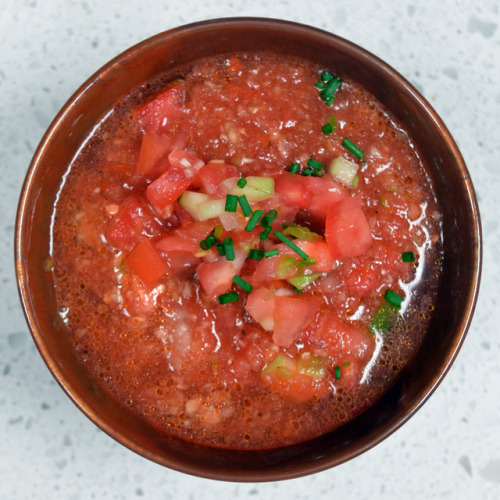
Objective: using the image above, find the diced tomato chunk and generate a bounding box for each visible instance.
[146,167,192,211]
[168,149,204,174]
[107,196,164,251]
[135,82,185,133]
[305,175,349,222]
[196,261,236,300]
[325,196,373,259]
[274,172,311,209]
[125,239,168,288]
[245,287,276,331]
[273,295,322,346]
[155,220,215,254]
[136,133,172,178]
[311,312,375,365]
[197,161,239,198]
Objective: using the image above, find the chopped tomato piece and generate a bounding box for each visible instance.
[136,132,172,178]
[125,239,168,288]
[146,167,192,211]
[273,295,322,346]
[197,161,239,198]
[305,175,348,222]
[155,220,215,254]
[196,261,236,300]
[274,172,311,209]
[325,196,373,259]
[158,250,200,277]
[107,196,164,251]
[245,287,276,331]
[311,312,375,365]
[135,82,185,133]
[168,149,205,175]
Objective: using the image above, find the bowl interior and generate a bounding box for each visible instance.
[15,18,481,481]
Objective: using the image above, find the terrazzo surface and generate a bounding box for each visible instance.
[1,0,499,498]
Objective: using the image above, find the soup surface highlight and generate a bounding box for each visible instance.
[51,53,443,449]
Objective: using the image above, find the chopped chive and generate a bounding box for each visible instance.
[302,167,313,176]
[320,76,341,102]
[292,285,303,294]
[312,168,325,177]
[334,366,342,380]
[315,80,326,89]
[200,234,216,251]
[320,71,334,83]
[216,242,226,256]
[289,162,300,174]
[237,177,247,188]
[225,194,238,212]
[259,226,272,241]
[264,248,279,258]
[307,158,325,172]
[325,96,335,106]
[384,288,404,308]
[342,137,364,159]
[224,237,235,261]
[248,249,264,261]
[217,292,239,304]
[260,209,278,228]
[402,251,415,262]
[245,209,264,232]
[322,123,333,135]
[274,231,309,261]
[233,275,253,293]
[200,239,210,251]
[238,195,253,217]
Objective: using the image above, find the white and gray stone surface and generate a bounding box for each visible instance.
[1,0,499,498]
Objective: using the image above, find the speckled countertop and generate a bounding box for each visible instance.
[1,0,499,498]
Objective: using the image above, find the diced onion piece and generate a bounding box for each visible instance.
[218,211,241,231]
[328,157,359,188]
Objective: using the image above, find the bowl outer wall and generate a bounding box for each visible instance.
[15,18,482,481]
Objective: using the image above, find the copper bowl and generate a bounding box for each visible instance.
[15,18,481,481]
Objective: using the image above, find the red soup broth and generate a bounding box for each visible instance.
[51,53,443,449]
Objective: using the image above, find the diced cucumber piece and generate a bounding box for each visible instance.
[261,355,295,379]
[287,273,321,290]
[231,176,275,201]
[179,191,225,221]
[297,353,326,380]
[282,223,322,241]
[329,157,359,188]
[369,301,399,335]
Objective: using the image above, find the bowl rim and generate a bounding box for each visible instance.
[15,16,482,481]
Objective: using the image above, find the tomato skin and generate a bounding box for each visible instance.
[125,239,168,288]
[135,82,185,133]
[274,172,312,209]
[196,261,236,300]
[273,295,322,346]
[146,167,192,211]
[107,196,164,252]
[325,196,373,259]
[197,161,238,198]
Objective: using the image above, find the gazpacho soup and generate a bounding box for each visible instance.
[51,52,443,449]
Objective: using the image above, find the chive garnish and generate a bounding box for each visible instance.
[322,123,333,135]
[237,177,247,188]
[259,226,272,241]
[225,194,238,212]
[273,231,309,261]
[342,137,364,159]
[320,76,341,102]
[224,237,235,261]
[245,209,264,232]
[217,292,239,304]
[289,162,300,174]
[233,275,253,293]
[248,249,264,261]
[264,249,279,258]
[260,209,278,228]
[402,251,415,262]
[302,167,313,176]
[238,195,253,217]
[307,158,325,172]
[334,366,341,380]
[315,80,326,89]
[320,71,334,83]
[200,234,217,250]
[384,289,403,308]
[216,242,226,256]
